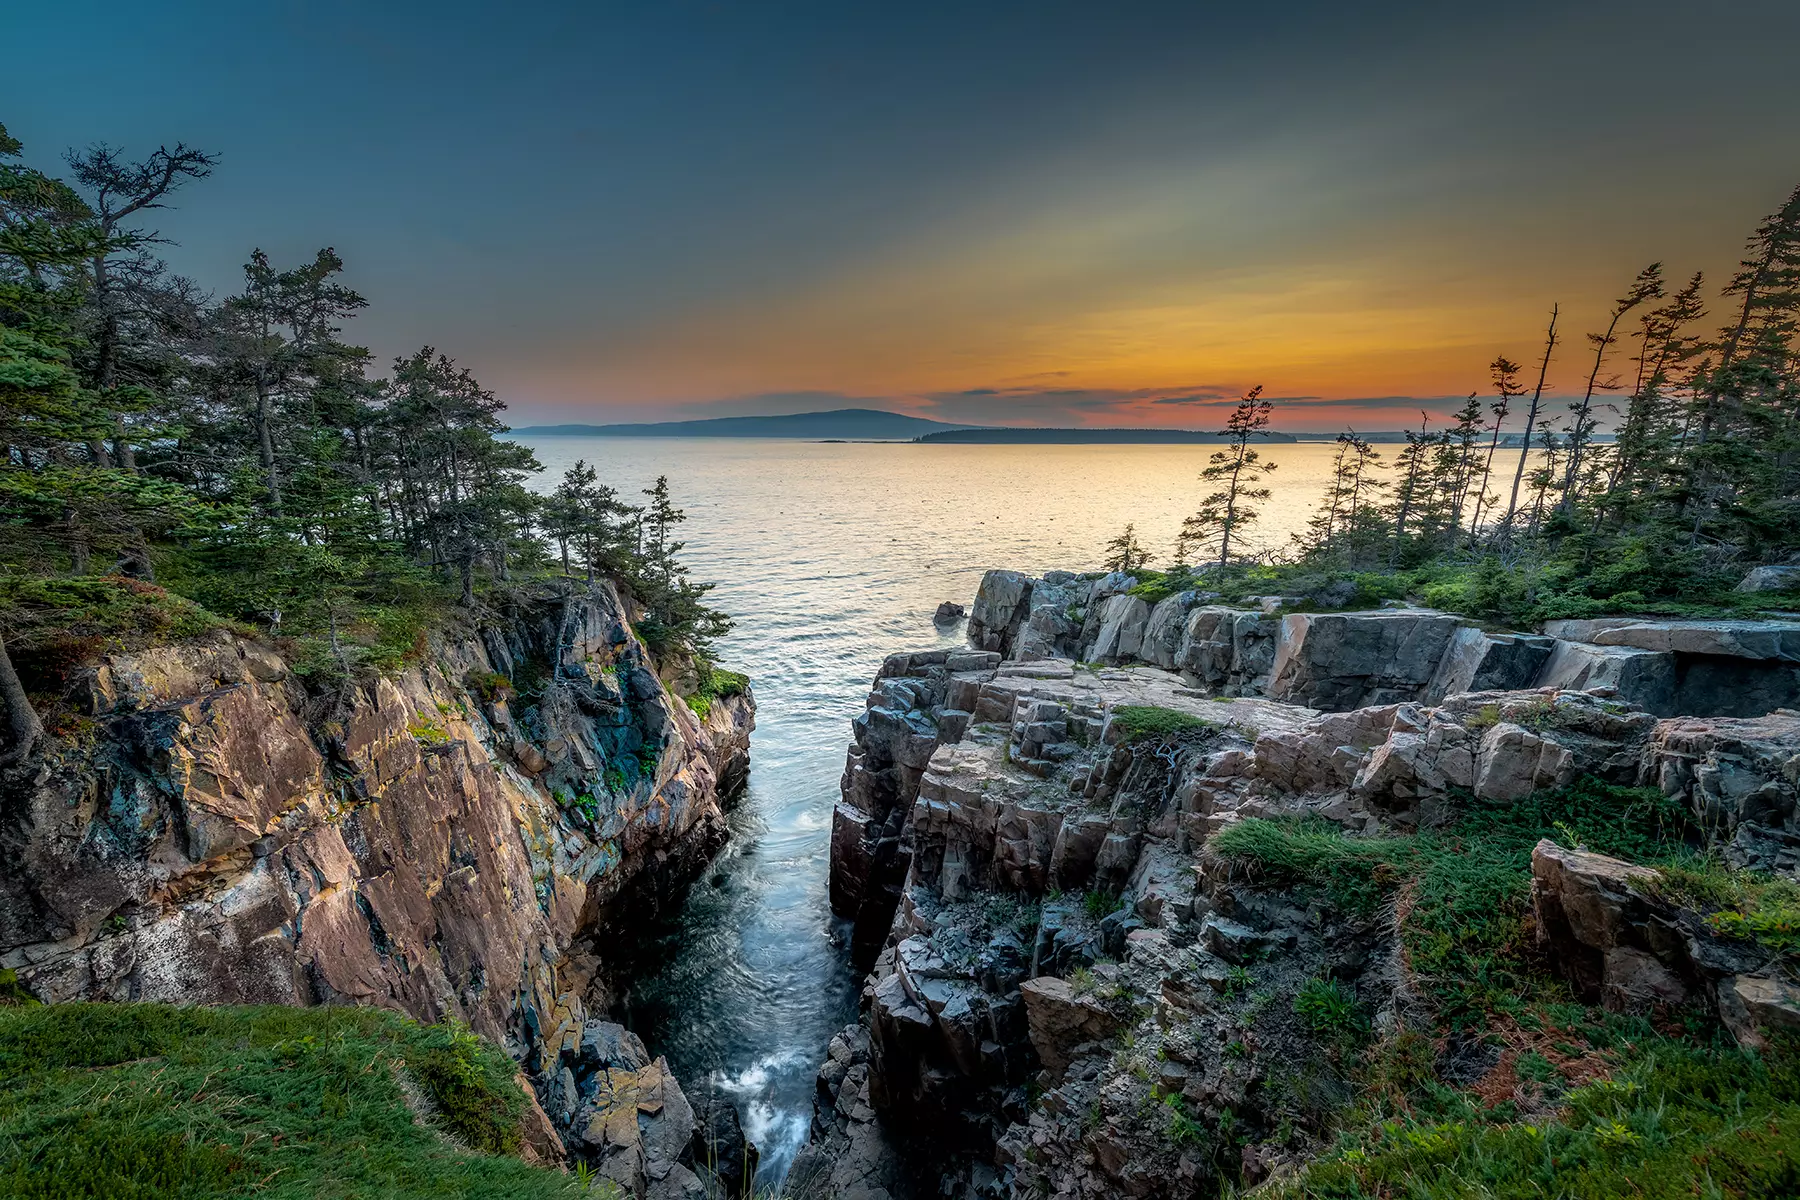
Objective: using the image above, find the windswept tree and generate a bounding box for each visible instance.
[1466,355,1525,537]
[1501,305,1559,540]
[63,138,216,469]
[209,248,367,516]
[1556,264,1665,516]
[1103,523,1152,572]
[1177,386,1277,570]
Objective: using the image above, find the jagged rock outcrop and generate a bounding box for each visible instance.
[0,581,755,1186]
[1530,841,1799,1045]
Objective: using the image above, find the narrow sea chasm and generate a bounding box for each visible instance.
[515,436,1529,1183]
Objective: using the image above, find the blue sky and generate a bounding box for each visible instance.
[6,0,1799,427]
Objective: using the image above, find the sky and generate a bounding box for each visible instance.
[6,0,1800,430]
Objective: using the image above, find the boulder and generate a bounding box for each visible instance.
[1266,610,1464,711]
[1541,618,1800,716]
[933,601,966,624]
[968,570,1034,655]
[1534,640,1676,716]
[1543,617,1800,661]
[1175,607,1276,695]
[1640,710,1800,871]
[1088,594,1152,664]
[1013,572,1091,662]
[1019,976,1121,1074]
[1423,627,1555,704]
[1140,593,1199,669]
[1529,840,1681,1010]
[1738,565,1800,594]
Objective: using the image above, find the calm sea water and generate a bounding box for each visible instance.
[514,436,1523,1181]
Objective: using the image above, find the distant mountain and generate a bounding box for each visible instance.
[915,427,1297,445]
[510,408,974,439]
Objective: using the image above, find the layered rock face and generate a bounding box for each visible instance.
[0,581,755,1192]
[815,569,1800,1198]
[965,570,1800,718]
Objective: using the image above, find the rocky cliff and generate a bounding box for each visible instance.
[0,579,758,1197]
[805,570,1800,1199]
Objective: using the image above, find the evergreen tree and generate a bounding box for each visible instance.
[1177,387,1277,570]
[1500,305,1559,541]
[1103,523,1151,572]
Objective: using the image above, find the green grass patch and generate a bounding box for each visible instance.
[1270,1034,1800,1200]
[1125,568,1200,605]
[0,1003,581,1200]
[1110,704,1213,744]
[1212,778,1702,1024]
[1293,978,1370,1041]
[683,664,750,721]
[1649,859,1800,960]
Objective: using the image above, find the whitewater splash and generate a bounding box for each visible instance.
[709,1049,814,1184]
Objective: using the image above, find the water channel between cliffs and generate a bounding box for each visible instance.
[515,436,1532,1183]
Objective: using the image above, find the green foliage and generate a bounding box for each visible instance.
[0,576,224,682]
[1163,1093,1208,1148]
[1125,566,1203,604]
[1292,978,1369,1040]
[1649,859,1800,959]
[406,717,452,748]
[683,664,749,721]
[1110,704,1212,744]
[1214,777,1701,1023]
[408,1020,525,1155]
[0,1002,583,1199]
[464,670,512,702]
[1270,1035,1800,1200]
[1082,889,1125,920]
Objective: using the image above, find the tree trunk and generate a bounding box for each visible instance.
[255,377,283,515]
[1503,306,1558,540]
[0,634,44,763]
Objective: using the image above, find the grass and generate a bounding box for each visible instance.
[1293,978,1369,1041]
[1212,777,1704,1023]
[683,664,750,721]
[1648,860,1800,960]
[1210,777,1800,1199]
[0,1002,586,1200]
[1110,704,1214,744]
[1268,1034,1800,1200]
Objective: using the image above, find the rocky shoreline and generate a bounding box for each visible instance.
[798,569,1800,1199]
[0,579,759,1198]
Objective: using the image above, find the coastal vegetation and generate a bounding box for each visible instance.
[0,120,730,762]
[1106,182,1800,620]
[1214,781,1800,1200]
[0,1000,592,1199]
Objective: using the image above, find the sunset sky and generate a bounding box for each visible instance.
[8,0,1800,429]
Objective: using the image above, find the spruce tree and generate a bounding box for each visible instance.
[1177,387,1277,570]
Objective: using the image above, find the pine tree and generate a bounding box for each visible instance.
[1557,264,1664,515]
[1467,355,1524,539]
[1178,387,1277,570]
[1501,305,1559,541]
[1103,523,1152,572]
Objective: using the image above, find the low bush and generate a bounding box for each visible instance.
[1111,705,1213,744]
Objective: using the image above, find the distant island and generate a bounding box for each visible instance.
[511,408,974,439]
[915,427,1297,444]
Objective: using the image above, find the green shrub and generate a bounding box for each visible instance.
[684,664,750,721]
[1649,859,1800,959]
[1110,704,1212,743]
[1293,978,1369,1040]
